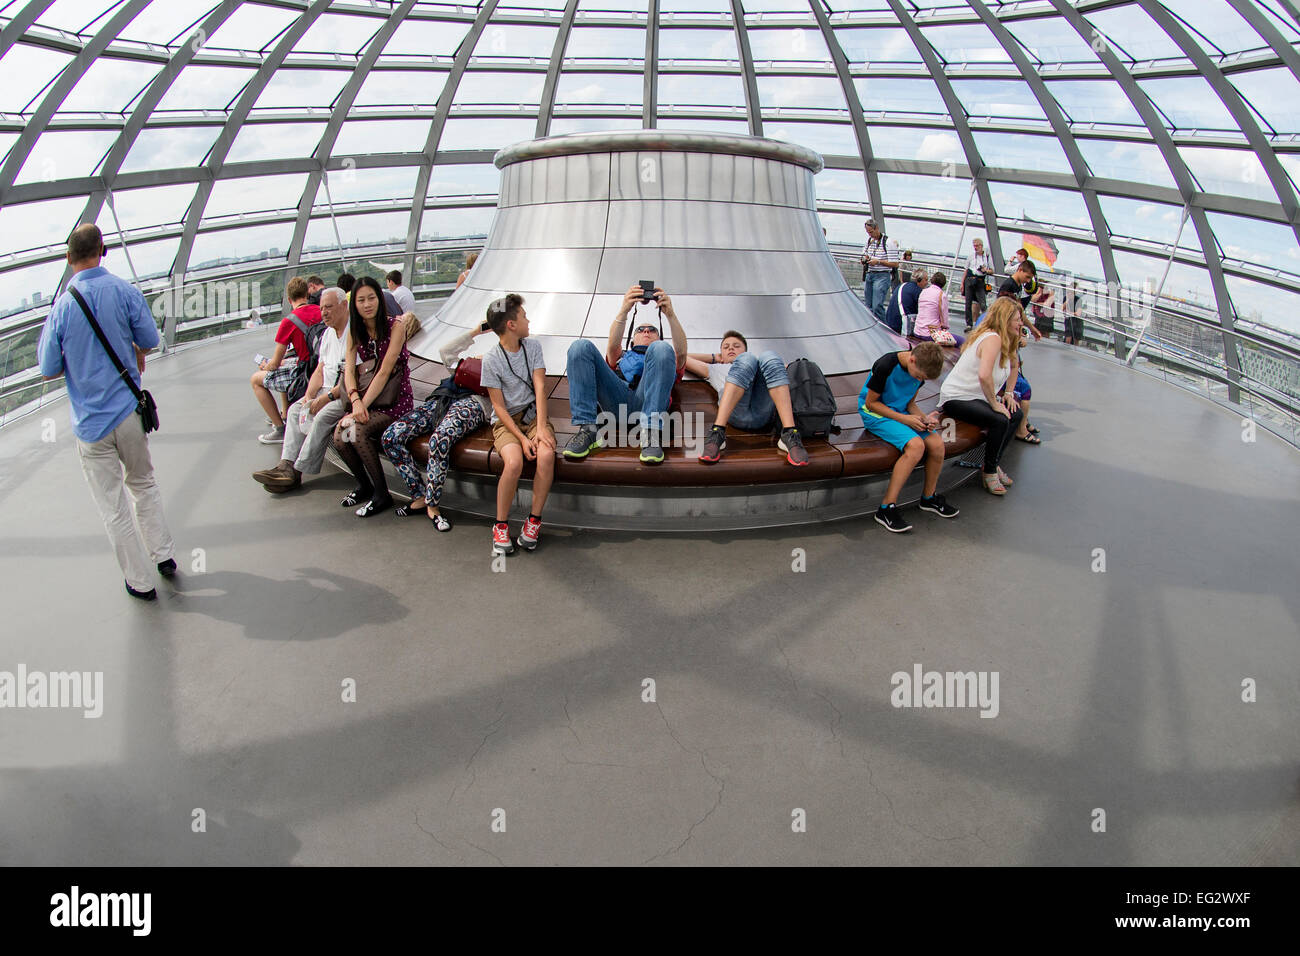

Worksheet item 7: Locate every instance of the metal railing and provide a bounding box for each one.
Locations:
[830,248,1300,449]
[0,241,481,427]
[5,242,1298,450]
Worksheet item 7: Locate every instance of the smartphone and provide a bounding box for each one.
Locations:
[254,353,267,366]
[640,280,656,303]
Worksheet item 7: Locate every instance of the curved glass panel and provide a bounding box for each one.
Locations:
[0,0,1298,364]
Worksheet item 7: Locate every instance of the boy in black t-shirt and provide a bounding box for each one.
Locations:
[858,341,958,532]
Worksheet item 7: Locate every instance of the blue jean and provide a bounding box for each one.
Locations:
[864,270,892,322]
[722,350,787,431]
[566,338,676,426]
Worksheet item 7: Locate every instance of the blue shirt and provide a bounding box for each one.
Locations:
[860,350,922,416]
[37,266,160,443]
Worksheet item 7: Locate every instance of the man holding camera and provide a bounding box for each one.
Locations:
[962,238,995,332]
[563,283,687,465]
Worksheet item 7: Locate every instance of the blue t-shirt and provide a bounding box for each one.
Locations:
[617,347,646,384]
[38,266,160,442]
[860,350,921,416]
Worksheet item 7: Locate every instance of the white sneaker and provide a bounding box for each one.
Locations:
[258,425,285,444]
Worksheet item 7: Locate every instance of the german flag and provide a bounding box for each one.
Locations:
[1022,231,1058,268]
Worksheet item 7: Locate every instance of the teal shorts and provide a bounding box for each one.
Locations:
[861,412,925,451]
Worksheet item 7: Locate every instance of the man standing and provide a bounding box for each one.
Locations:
[962,238,995,332]
[253,287,352,493]
[860,218,900,323]
[38,224,175,601]
[306,275,325,306]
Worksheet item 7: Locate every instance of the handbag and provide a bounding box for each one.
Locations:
[356,355,402,408]
[453,356,488,396]
[68,286,160,433]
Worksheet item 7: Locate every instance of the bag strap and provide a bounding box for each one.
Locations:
[285,312,310,336]
[497,341,534,391]
[68,286,143,403]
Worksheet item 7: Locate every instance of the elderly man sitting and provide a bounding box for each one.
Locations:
[253,286,353,493]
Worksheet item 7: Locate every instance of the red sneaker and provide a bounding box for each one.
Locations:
[517,515,542,551]
[492,522,514,555]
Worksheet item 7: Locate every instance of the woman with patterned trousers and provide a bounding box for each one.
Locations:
[382,320,493,530]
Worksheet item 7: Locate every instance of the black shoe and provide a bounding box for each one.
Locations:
[918,494,960,518]
[340,487,371,507]
[355,497,392,518]
[699,425,726,464]
[563,425,603,460]
[126,581,157,601]
[874,504,912,533]
[157,558,177,577]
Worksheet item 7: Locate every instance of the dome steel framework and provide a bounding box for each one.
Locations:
[2,0,1300,364]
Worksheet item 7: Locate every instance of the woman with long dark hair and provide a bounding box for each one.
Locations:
[333,276,413,516]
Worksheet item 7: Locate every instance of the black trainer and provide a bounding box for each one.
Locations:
[126,581,158,601]
[874,504,913,533]
[699,425,726,463]
[918,494,960,518]
[563,424,603,460]
[157,558,177,577]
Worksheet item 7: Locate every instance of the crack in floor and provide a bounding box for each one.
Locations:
[641,702,727,865]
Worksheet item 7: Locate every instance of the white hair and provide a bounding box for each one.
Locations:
[320,286,345,306]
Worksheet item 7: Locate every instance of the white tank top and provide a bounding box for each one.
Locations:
[940,331,1010,405]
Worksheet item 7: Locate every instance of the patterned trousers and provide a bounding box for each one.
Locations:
[381,396,486,507]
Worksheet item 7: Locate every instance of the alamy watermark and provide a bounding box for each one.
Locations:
[151,277,263,322]
[891,664,999,718]
[593,407,707,458]
[0,664,103,718]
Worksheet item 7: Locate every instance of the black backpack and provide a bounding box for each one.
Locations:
[426,374,477,431]
[285,314,329,406]
[786,358,839,441]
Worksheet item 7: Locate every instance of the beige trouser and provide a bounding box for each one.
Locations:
[76,413,175,592]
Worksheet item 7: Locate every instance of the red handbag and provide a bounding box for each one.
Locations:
[453,356,488,396]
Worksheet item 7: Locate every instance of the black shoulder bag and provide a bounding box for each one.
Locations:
[68,286,160,433]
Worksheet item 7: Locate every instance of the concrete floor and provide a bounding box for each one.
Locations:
[1,329,1297,866]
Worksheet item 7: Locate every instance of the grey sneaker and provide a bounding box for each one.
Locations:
[258,425,285,444]
[698,425,726,464]
[778,427,810,466]
[563,425,603,460]
[639,437,665,464]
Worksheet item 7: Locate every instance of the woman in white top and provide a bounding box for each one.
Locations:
[913,271,964,346]
[938,297,1027,495]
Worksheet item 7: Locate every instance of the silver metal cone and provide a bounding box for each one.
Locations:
[407,130,906,375]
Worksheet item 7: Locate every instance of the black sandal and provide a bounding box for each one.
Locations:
[355,497,392,518]
[395,501,427,517]
[1027,424,1040,435]
[340,488,370,507]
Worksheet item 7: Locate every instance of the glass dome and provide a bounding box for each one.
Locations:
[2,0,1299,350]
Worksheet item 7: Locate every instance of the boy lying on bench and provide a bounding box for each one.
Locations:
[683,330,808,467]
